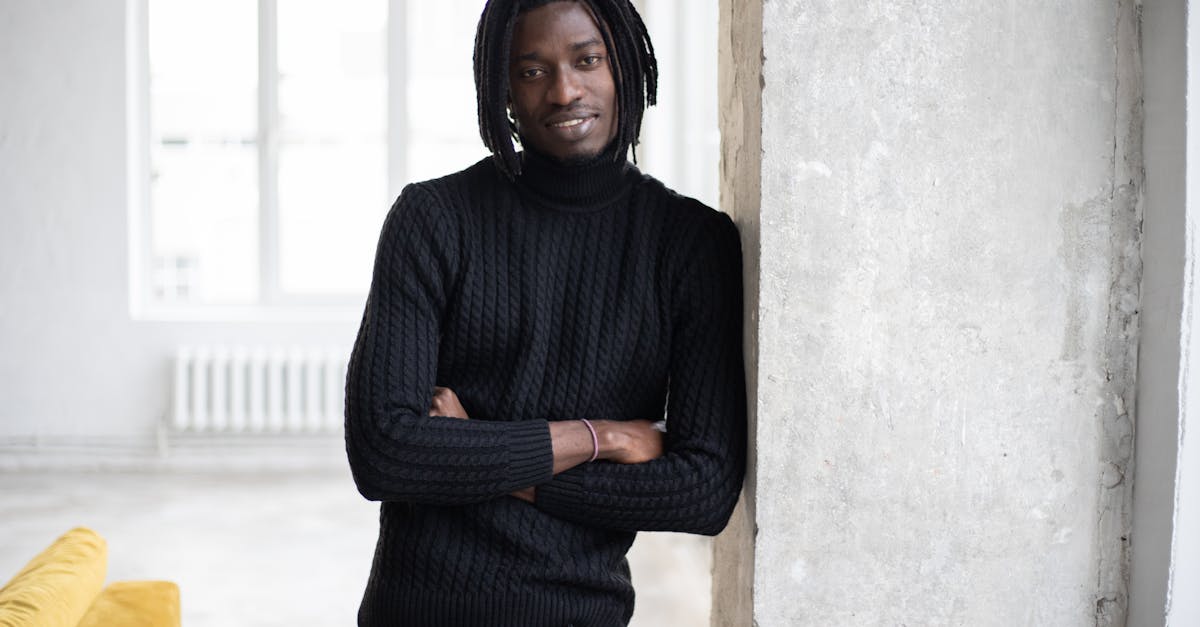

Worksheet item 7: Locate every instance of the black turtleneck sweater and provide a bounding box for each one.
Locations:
[345,146,746,627]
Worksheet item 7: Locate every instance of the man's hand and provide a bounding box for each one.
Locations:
[597,420,664,464]
[510,486,536,503]
[430,386,470,419]
[428,388,665,504]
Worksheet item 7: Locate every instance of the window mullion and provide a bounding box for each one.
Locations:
[258,0,281,306]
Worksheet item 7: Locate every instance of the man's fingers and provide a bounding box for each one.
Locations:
[432,386,458,400]
[430,387,447,415]
[429,386,469,419]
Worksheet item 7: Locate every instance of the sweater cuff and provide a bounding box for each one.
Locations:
[506,419,556,489]
[533,465,589,514]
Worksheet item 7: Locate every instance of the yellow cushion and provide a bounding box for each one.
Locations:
[0,527,107,627]
[77,581,180,627]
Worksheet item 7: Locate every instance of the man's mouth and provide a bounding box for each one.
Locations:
[547,114,597,129]
[550,117,590,128]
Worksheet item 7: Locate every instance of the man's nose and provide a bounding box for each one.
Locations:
[547,68,585,105]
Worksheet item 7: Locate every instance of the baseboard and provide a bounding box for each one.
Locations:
[0,433,347,473]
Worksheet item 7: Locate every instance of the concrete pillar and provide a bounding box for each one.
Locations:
[714,1,1142,625]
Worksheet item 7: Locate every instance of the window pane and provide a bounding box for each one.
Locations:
[277,0,388,296]
[405,0,489,182]
[149,0,259,304]
[638,0,720,210]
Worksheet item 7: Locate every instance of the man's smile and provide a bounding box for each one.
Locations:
[545,112,601,140]
[540,109,604,142]
[549,117,590,128]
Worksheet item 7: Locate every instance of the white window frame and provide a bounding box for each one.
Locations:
[127,0,408,321]
[126,0,713,322]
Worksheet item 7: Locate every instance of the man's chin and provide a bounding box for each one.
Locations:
[519,131,620,166]
[556,150,605,166]
[530,139,618,167]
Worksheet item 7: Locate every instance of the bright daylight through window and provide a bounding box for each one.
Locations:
[141,0,713,312]
[146,0,391,307]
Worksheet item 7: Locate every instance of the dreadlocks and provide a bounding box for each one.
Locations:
[473,0,658,179]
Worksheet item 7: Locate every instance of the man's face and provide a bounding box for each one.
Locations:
[508,1,618,162]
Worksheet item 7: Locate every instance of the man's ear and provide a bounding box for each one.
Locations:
[507,100,520,135]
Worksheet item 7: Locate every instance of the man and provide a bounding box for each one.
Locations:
[344,1,746,625]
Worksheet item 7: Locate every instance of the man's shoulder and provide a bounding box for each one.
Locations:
[385,157,512,229]
[409,156,504,200]
[633,171,735,234]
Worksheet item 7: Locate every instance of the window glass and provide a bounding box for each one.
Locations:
[149,0,259,304]
[638,0,720,210]
[141,0,718,310]
[277,0,388,296]
[405,0,489,182]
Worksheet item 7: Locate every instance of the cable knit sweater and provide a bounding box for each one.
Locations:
[344,145,746,627]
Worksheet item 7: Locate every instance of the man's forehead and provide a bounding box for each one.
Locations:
[510,1,608,57]
[513,37,604,62]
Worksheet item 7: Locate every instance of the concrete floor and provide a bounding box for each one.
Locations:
[0,468,710,626]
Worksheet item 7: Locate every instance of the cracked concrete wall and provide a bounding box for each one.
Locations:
[714,1,1143,625]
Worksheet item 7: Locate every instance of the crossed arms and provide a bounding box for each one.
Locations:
[428,386,665,503]
[344,184,746,535]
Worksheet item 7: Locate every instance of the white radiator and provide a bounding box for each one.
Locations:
[172,346,348,434]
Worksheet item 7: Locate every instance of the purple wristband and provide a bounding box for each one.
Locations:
[579,419,599,463]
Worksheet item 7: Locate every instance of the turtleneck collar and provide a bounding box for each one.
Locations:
[513,139,636,213]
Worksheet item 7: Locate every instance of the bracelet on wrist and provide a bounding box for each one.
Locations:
[579,419,599,463]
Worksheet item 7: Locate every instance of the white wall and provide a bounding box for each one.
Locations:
[1129,2,1200,624]
[1166,3,1200,623]
[0,0,359,446]
[1130,0,1185,623]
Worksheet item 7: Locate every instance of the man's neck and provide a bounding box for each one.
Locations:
[513,138,634,213]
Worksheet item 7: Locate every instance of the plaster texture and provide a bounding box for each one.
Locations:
[716,0,1144,624]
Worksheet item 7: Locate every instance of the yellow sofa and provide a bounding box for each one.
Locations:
[0,527,179,627]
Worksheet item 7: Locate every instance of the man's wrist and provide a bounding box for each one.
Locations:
[594,421,625,461]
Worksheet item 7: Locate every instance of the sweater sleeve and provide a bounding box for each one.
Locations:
[533,211,748,535]
[344,184,555,505]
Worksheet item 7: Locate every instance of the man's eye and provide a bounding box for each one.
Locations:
[580,55,603,66]
[520,67,543,78]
